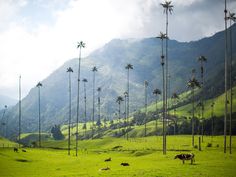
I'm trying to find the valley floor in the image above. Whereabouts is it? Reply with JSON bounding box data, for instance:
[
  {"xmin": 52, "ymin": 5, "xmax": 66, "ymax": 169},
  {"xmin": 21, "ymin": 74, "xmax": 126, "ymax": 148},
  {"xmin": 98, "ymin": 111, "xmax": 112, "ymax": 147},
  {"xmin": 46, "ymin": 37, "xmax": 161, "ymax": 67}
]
[{"xmin": 0, "ymin": 135, "xmax": 236, "ymax": 177}]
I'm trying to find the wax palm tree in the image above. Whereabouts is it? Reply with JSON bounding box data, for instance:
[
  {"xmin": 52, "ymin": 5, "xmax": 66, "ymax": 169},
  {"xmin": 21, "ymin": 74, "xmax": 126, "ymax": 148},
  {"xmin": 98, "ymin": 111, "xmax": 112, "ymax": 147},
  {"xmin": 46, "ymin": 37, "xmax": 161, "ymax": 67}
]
[
  {"xmin": 171, "ymin": 92, "xmax": 179, "ymax": 135},
  {"xmin": 82, "ymin": 78, "xmax": 88, "ymax": 136},
  {"xmin": 97, "ymin": 87, "xmax": 102, "ymax": 127},
  {"xmin": 66, "ymin": 67, "xmax": 73, "ymax": 155},
  {"xmin": 92, "ymin": 66, "xmax": 97, "ymax": 137},
  {"xmin": 116, "ymin": 96, "xmax": 124, "ymax": 132},
  {"xmin": 160, "ymin": 0, "xmax": 173, "ymax": 132},
  {"xmin": 187, "ymin": 73, "xmax": 201, "ymax": 147},
  {"xmin": 198, "ymin": 55, "xmax": 207, "ymax": 142},
  {"xmin": 153, "ymin": 88, "xmax": 161, "ymax": 135},
  {"xmin": 18, "ymin": 75, "xmax": 21, "ymax": 147},
  {"xmin": 125, "ymin": 64, "xmax": 133, "ymax": 140},
  {"xmin": 226, "ymin": 11, "xmax": 236, "ymax": 154},
  {"xmin": 223, "ymin": 0, "xmax": 228, "ymax": 154},
  {"xmin": 36, "ymin": 82, "xmax": 43, "ymax": 148},
  {"xmin": 157, "ymin": 31, "xmax": 168, "ymax": 154},
  {"xmin": 211, "ymin": 101, "xmax": 215, "ymax": 138},
  {"xmin": 76, "ymin": 41, "xmax": 85, "ymax": 156}
]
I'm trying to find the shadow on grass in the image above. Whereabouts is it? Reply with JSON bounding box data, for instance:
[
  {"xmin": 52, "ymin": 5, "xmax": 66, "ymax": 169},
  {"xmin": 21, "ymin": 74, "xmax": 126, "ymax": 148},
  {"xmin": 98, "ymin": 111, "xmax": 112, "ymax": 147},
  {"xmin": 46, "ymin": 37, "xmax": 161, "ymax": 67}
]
[{"xmin": 15, "ymin": 159, "xmax": 31, "ymax": 162}]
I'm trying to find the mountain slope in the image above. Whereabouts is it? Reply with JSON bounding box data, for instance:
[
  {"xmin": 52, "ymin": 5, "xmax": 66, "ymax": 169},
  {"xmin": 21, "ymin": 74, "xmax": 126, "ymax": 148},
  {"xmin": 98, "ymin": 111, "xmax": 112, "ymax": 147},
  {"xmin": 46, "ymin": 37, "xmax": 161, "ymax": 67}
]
[{"xmin": 4, "ymin": 24, "xmax": 236, "ymax": 138}]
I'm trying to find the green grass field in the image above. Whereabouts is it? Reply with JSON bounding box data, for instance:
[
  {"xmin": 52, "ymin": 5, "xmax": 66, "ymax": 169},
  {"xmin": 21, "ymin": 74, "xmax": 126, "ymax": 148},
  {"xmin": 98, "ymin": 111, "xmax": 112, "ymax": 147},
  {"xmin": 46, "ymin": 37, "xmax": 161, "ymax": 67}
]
[{"xmin": 1, "ymin": 135, "xmax": 236, "ymax": 177}]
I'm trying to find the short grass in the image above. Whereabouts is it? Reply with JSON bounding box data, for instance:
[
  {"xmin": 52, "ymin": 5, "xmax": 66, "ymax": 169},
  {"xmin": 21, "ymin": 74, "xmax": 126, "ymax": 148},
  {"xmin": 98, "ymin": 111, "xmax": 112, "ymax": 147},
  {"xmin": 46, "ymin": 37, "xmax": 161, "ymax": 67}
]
[{"xmin": 1, "ymin": 135, "xmax": 236, "ymax": 177}]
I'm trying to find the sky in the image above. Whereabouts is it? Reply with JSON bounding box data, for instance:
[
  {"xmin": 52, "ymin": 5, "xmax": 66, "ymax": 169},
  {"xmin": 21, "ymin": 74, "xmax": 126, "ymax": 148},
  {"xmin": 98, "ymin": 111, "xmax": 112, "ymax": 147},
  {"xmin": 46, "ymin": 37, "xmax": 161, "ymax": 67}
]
[{"xmin": 0, "ymin": 0, "xmax": 236, "ymax": 100}]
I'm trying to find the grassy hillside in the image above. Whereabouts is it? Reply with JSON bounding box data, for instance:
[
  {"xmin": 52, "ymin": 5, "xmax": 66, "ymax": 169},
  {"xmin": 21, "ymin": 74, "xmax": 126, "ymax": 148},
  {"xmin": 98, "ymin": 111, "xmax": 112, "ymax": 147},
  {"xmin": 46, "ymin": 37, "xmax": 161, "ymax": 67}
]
[{"xmin": 0, "ymin": 137, "xmax": 18, "ymax": 147}]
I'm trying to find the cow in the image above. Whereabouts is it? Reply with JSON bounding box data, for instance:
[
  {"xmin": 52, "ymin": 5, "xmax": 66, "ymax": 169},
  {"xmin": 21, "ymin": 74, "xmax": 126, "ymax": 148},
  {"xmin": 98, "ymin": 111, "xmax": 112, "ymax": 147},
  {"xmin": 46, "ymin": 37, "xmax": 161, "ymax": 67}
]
[
  {"xmin": 99, "ymin": 167, "xmax": 110, "ymax": 171},
  {"xmin": 121, "ymin": 162, "xmax": 130, "ymax": 166},
  {"xmin": 13, "ymin": 147, "xmax": 18, "ymax": 152},
  {"xmin": 104, "ymin": 157, "xmax": 111, "ymax": 162},
  {"xmin": 174, "ymin": 153, "xmax": 195, "ymax": 164}
]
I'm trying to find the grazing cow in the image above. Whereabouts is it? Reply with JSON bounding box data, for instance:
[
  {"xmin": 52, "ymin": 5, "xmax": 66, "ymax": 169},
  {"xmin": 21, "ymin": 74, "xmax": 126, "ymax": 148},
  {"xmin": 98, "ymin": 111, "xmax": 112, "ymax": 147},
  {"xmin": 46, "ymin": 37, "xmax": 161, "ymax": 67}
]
[
  {"xmin": 121, "ymin": 162, "xmax": 130, "ymax": 166},
  {"xmin": 104, "ymin": 157, "xmax": 111, "ymax": 162},
  {"xmin": 99, "ymin": 167, "xmax": 110, "ymax": 171},
  {"xmin": 22, "ymin": 149, "xmax": 27, "ymax": 152},
  {"xmin": 13, "ymin": 147, "xmax": 18, "ymax": 152},
  {"xmin": 174, "ymin": 153, "xmax": 195, "ymax": 164}
]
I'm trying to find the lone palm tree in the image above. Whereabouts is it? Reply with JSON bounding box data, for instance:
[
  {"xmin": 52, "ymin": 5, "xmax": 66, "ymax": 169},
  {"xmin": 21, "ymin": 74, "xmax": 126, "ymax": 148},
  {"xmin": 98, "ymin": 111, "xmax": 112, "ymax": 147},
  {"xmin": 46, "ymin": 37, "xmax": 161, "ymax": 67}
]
[
  {"xmin": 76, "ymin": 41, "xmax": 85, "ymax": 156},
  {"xmin": 198, "ymin": 55, "xmax": 207, "ymax": 142},
  {"xmin": 227, "ymin": 11, "xmax": 235, "ymax": 154},
  {"xmin": 187, "ymin": 71, "xmax": 201, "ymax": 147},
  {"xmin": 116, "ymin": 96, "xmax": 124, "ymax": 132},
  {"xmin": 157, "ymin": 32, "xmax": 168, "ymax": 155},
  {"xmin": 82, "ymin": 78, "xmax": 88, "ymax": 136},
  {"xmin": 36, "ymin": 82, "xmax": 43, "ymax": 148},
  {"xmin": 171, "ymin": 92, "xmax": 179, "ymax": 135},
  {"xmin": 67, "ymin": 67, "xmax": 73, "ymax": 155},
  {"xmin": 153, "ymin": 89, "xmax": 161, "ymax": 135},
  {"xmin": 211, "ymin": 101, "xmax": 215, "ymax": 138},
  {"xmin": 125, "ymin": 64, "xmax": 133, "ymax": 140},
  {"xmin": 97, "ymin": 87, "xmax": 102, "ymax": 127},
  {"xmin": 18, "ymin": 75, "xmax": 22, "ymax": 147},
  {"xmin": 92, "ymin": 66, "xmax": 98, "ymax": 137},
  {"xmin": 144, "ymin": 81, "xmax": 148, "ymax": 137}
]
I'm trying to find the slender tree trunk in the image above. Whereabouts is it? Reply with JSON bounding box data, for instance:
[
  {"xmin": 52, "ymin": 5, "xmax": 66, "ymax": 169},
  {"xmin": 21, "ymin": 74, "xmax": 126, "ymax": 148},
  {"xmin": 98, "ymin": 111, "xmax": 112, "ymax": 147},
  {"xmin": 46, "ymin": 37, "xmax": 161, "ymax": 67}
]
[
  {"xmin": 19, "ymin": 75, "xmax": 21, "ymax": 147},
  {"xmin": 76, "ymin": 49, "xmax": 81, "ymax": 156},
  {"xmin": 38, "ymin": 85, "xmax": 41, "ymax": 148},
  {"xmin": 192, "ymin": 88, "xmax": 195, "ymax": 147},
  {"xmin": 211, "ymin": 101, "xmax": 214, "ymax": 138},
  {"xmin": 155, "ymin": 95, "xmax": 158, "ymax": 135},
  {"xmin": 119, "ymin": 103, "xmax": 121, "ymax": 132},
  {"xmin": 124, "ymin": 95, "xmax": 127, "ymax": 139},
  {"xmin": 84, "ymin": 82, "xmax": 87, "ymax": 136},
  {"xmin": 68, "ymin": 72, "xmax": 72, "ymax": 155},
  {"xmin": 127, "ymin": 69, "xmax": 130, "ymax": 140},
  {"xmin": 162, "ymin": 64, "xmax": 166, "ymax": 155},
  {"xmin": 144, "ymin": 82, "xmax": 147, "ymax": 137},
  {"xmin": 224, "ymin": 0, "xmax": 228, "ymax": 154},
  {"xmin": 200, "ymin": 61, "xmax": 204, "ymax": 143},
  {"xmin": 92, "ymin": 71, "xmax": 95, "ymax": 138}
]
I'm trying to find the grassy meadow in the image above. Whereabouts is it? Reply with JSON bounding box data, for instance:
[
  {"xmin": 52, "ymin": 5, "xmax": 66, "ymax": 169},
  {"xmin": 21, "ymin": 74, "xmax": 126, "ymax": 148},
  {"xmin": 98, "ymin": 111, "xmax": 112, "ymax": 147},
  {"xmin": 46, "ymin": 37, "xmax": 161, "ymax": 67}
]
[{"xmin": 0, "ymin": 135, "xmax": 236, "ymax": 177}]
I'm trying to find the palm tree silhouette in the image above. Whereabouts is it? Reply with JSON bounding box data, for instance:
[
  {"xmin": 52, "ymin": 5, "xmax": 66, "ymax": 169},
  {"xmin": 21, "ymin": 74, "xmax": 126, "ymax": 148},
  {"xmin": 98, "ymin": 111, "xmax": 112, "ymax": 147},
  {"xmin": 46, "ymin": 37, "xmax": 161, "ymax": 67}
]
[
  {"xmin": 144, "ymin": 81, "xmax": 148, "ymax": 137},
  {"xmin": 187, "ymin": 70, "xmax": 201, "ymax": 147},
  {"xmin": 76, "ymin": 41, "xmax": 85, "ymax": 156},
  {"xmin": 97, "ymin": 87, "xmax": 102, "ymax": 128},
  {"xmin": 92, "ymin": 66, "xmax": 98, "ymax": 137},
  {"xmin": 125, "ymin": 63, "xmax": 133, "ymax": 140},
  {"xmin": 82, "ymin": 78, "xmax": 88, "ymax": 136},
  {"xmin": 116, "ymin": 96, "xmax": 124, "ymax": 132},
  {"xmin": 211, "ymin": 100, "xmax": 215, "ymax": 138},
  {"xmin": 153, "ymin": 88, "xmax": 161, "ymax": 135},
  {"xmin": 198, "ymin": 55, "xmax": 207, "ymax": 142},
  {"xmin": 18, "ymin": 75, "xmax": 22, "ymax": 147},
  {"xmin": 160, "ymin": 0, "xmax": 173, "ymax": 138},
  {"xmin": 66, "ymin": 67, "xmax": 73, "ymax": 155},
  {"xmin": 157, "ymin": 31, "xmax": 168, "ymax": 154},
  {"xmin": 171, "ymin": 92, "xmax": 179, "ymax": 135},
  {"xmin": 227, "ymin": 11, "xmax": 235, "ymax": 154},
  {"xmin": 36, "ymin": 82, "xmax": 43, "ymax": 148}
]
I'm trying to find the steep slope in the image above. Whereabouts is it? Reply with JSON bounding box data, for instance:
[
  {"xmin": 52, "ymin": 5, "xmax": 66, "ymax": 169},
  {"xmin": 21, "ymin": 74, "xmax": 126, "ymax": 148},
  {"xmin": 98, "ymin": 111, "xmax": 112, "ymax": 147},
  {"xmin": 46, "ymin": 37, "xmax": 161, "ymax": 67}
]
[{"xmin": 4, "ymin": 24, "xmax": 236, "ymax": 138}]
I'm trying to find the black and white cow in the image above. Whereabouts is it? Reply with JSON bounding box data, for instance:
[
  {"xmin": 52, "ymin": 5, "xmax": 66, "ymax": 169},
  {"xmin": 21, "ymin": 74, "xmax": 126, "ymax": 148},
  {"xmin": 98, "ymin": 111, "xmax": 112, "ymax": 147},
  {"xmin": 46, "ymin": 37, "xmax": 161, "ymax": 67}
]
[{"xmin": 174, "ymin": 153, "xmax": 195, "ymax": 164}]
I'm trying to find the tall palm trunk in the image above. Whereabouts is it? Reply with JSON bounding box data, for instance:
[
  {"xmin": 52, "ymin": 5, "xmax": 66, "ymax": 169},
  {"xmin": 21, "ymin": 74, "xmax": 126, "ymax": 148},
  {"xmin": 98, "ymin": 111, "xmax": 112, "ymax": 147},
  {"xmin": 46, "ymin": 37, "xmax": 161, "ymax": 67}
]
[
  {"xmin": 144, "ymin": 81, "xmax": 148, "ymax": 137},
  {"xmin": 92, "ymin": 67, "xmax": 97, "ymax": 138},
  {"xmin": 155, "ymin": 94, "xmax": 158, "ymax": 135},
  {"xmin": 68, "ymin": 72, "xmax": 72, "ymax": 155},
  {"xmin": 124, "ymin": 93, "xmax": 127, "ymax": 139},
  {"xmin": 224, "ymin": 0, "xmax": 228, "ymax": 154},
  {"xmin": 38, "ymin": 85, "xmax": 41, "ymax": 147},
  {"xmin": 118, "ymin": 102, "xmax": 121, "ymax": 132},
  {"xmin": 211, "ymin": 100, "xmax": 215, "ymax": 138},
  {"xmin": 127, "ymin": 69, "xmax": 130, "ymax": 140},
  {"xmin": 19, "ymin": 75, "xmax": 21, "ymax": 147},
  {"xmin": 200, "ymin": 61, "xmax": 204, "ymax": 143},
  {"xmin": 83, "ymin": 80, "xmax": 87, "ymax": 136},
  {"xmin": 76, "ymin": 50, "xmax": 81, "ymax": 156},
  {"xmin": 192, "ymin": 87, "xmax": 195, "ymax": 147}
]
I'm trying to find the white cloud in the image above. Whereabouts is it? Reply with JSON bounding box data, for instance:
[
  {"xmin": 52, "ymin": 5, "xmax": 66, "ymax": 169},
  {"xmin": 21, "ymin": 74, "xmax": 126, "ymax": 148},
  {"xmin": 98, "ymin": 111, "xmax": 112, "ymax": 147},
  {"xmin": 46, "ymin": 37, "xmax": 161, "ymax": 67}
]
[{"xmin": 0, "ymin": 0, "xmax": 235, "ymax": 99}]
